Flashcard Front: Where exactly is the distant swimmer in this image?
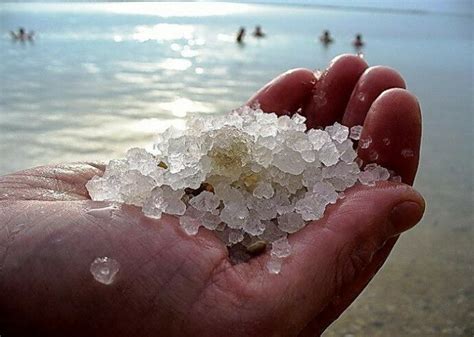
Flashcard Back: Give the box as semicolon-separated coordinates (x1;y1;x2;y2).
10;27;34;42
353;33;364;48
236;27;245;44
253;25;265;38
319;30;334;45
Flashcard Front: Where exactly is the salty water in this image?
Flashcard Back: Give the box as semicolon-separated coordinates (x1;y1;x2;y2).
0;2;472;335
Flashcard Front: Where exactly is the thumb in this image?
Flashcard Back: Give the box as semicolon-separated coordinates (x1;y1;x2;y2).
262;181;425;334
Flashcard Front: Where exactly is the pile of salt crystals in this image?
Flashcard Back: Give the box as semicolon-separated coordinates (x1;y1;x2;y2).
86;106;399;274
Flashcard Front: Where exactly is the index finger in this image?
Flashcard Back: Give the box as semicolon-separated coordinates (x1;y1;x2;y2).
247;68;317;115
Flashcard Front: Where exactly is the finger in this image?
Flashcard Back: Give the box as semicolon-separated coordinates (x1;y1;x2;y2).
298;236;398;336
358;88;422;185
247;68;317;115
247;182;424;335
342;66;406;128
303;54;368;129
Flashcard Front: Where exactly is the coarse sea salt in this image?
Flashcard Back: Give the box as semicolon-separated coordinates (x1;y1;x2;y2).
86;107;396;273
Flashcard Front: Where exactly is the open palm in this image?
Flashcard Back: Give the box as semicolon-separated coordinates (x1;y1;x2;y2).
0;54;424;337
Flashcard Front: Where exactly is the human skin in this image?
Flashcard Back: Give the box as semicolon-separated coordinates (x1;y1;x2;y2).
0;54;424;337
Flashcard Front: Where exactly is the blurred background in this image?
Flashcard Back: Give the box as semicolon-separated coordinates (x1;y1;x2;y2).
0;1;472;336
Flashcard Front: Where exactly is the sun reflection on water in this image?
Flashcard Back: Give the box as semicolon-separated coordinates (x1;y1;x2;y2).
132;24;195;42
159;98;215;117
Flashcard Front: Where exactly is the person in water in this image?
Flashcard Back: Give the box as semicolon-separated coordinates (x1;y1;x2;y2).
253;25;265;38
353;33;364;48
319;30;334;44
10;27;34;41
236;27;245;44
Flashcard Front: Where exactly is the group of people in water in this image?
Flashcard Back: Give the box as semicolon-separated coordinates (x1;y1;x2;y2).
319;29;364;48
236;25;266;44
10;27;35;42
11;25;363;49
236;26;364;48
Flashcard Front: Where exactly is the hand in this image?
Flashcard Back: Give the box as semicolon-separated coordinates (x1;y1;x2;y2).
0;54;424;337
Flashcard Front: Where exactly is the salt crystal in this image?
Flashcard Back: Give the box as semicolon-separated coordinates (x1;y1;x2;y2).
358;170;376;186
253;181;274;199
86;106;396;274
359;136;372;149
308;129;331;151
228;230;244;244
190;191;220;211
90;257;120;285
258;220;286;241
266;256;282;274
349;125;363;140
325;122;349;144
179;216;201;235
271;236;291;258
277;212;305;233
319;142;340;166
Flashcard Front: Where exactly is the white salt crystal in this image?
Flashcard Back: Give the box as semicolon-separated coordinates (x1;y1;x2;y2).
349;125;363;140
179;216;201;235
126;148;158;176
243;211;265;235
86;106;397;274
358;163;390;186
291;113;306;125
200;212;222;230
142;187;165;219
301;150;316;163
271;236;291;258
253;182;274;199
190;191;220;211
277;212;305;233
325;122;349;144
273;150;305;175
358;168;376;186
308;129;331;151
319;142;340;166
266;256;282;274
90;257;120;285
313;182;338;204
258;220;286;242
359;136;372;149
228;229;244;244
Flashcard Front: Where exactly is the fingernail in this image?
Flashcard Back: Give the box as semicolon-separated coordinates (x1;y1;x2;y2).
390;201;424;233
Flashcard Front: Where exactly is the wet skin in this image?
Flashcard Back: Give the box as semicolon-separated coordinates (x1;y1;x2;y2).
0;54;424;337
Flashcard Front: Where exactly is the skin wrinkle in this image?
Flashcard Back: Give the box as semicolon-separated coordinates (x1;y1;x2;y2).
0;177;84;201
191;263;253;335
134;260;188;334
9;163;103;200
